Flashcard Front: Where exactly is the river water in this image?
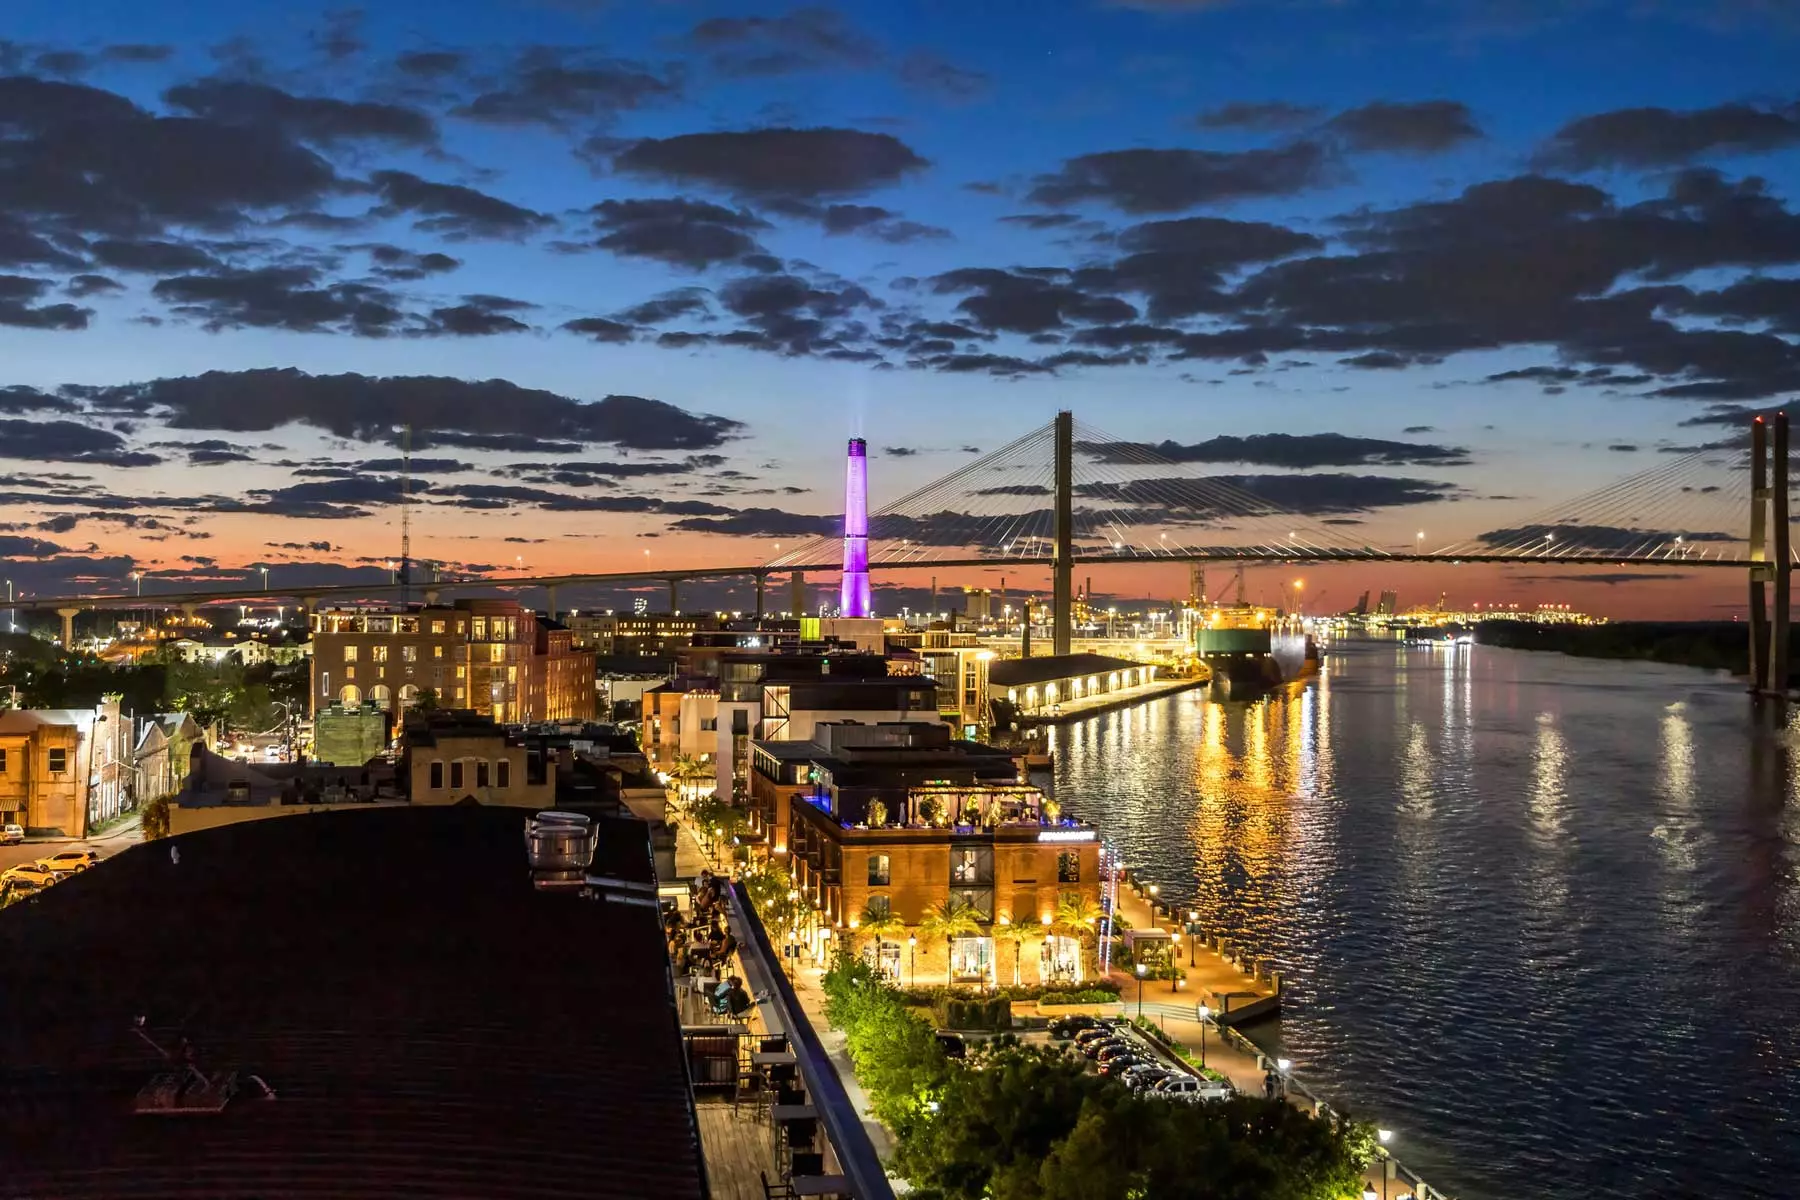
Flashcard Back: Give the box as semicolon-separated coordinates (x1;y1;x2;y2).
1048;639;1800;1200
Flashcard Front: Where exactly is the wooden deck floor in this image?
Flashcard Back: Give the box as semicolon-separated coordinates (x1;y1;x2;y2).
696;1099;779;1200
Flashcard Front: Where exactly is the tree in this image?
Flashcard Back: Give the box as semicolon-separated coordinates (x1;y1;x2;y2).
414;686;440;711
998;917;1032;987
669;753;713;803
918;898;982;985
857;900;907;971
1053;893;1105;976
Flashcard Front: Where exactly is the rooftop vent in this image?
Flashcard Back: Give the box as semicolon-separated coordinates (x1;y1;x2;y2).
525;811;595;888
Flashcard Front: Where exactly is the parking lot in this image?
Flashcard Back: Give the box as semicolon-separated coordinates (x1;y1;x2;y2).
1;833;130;874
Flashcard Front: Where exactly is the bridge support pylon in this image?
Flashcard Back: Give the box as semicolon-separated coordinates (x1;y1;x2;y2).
545;584;558;622
790;571;805;617
1748;412;1791;697
753;572;767;621
667;579;680;614
1052;410;1073;656
56;607;79;649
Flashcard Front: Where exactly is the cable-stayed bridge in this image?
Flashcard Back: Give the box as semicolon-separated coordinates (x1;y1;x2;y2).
14;411;1796;666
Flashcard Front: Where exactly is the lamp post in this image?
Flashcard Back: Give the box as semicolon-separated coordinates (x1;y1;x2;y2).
130;571;141;597
1376;1129;1394;1200
1196;1002;1210;1067
1135;962;1147;1019
1277;1056;1291;1099
259;566;269;591
908;934;918;987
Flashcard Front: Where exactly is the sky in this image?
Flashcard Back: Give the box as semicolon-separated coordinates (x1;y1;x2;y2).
1;0;1799;619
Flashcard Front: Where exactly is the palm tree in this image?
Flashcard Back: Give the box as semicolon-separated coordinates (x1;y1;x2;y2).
1053;893;1105;980
857;901;906;979
918;898;982;986
669;754;713;805
998;917;1031;987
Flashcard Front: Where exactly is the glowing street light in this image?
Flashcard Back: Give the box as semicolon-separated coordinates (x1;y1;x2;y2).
258;566;269;590
1135;962;1148;1018
1196;1002;1211;1066
130;571;142;597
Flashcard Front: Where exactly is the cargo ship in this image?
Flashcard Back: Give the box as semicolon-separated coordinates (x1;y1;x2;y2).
1195;604;1320;695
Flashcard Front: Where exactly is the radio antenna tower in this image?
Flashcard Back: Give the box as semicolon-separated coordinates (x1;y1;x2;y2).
399;424;413;607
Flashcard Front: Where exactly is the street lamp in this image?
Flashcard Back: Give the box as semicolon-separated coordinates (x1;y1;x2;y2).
259;566;269;590
130;571;141;597
1376;1130;1394;1200
1276;1056;1291;1098
1196;1002;1210;1067
908;934;918;987
1135;962;1147;1019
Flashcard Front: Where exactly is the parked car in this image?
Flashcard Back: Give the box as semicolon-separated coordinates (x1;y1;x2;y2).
2;864;60;889
1098;1053;1151;1076
1050;1015;1102;1040
1122;1064;1176;1092
935;1032;967;1060
1151;1073;1235;1103
1094;1042;1144;1065
0;824;23;846
1081;1037;1128;1060
37;851;95;875
1073;1027;1117;1047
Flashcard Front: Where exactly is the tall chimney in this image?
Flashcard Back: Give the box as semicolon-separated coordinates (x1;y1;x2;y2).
840;438;871;617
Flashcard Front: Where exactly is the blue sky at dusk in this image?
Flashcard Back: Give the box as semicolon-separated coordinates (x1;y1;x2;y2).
1;0;1798;617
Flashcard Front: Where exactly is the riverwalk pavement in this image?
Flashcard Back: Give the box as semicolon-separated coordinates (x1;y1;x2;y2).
1017;673;1206;725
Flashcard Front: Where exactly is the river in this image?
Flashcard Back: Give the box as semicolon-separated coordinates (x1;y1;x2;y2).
1046;639;1800;1200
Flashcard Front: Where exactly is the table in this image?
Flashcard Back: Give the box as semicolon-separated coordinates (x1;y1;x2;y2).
790;1175;850;1197
752;1051;797;1066
770;1104;818;1155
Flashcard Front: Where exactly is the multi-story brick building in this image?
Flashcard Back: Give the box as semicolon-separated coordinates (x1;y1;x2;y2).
310;600;594;725
749;719;1102;987
565;611;720;662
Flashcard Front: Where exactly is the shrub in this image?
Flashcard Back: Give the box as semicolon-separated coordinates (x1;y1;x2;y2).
932;993;1012;1031
1035;988;1122;1007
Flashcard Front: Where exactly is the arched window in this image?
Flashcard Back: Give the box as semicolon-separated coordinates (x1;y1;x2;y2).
399;684;420;707
339;684;361;706
370;684;392;707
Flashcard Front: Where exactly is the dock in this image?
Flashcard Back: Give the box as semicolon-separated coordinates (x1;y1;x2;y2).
1015;673;1209;726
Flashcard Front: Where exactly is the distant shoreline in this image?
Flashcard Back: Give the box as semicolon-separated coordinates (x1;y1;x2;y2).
1470;620;1752;676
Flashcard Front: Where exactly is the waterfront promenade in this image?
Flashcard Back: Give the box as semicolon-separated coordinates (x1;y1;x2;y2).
1016;673;1207;725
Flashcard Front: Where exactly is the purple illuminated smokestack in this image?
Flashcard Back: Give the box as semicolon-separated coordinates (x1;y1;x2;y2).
840;437;871;617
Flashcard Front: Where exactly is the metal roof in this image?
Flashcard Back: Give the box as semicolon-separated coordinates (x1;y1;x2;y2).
0;806;705;1200
985;652;1146;688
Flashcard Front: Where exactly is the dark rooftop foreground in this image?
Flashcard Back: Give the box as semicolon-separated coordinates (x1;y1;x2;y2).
0;807;704;1200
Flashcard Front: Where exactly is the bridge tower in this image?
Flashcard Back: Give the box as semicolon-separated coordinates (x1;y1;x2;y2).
1052;411;1073;655
1748;412;1792;696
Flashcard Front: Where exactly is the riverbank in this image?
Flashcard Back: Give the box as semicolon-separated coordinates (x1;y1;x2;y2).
1471;619;1759;676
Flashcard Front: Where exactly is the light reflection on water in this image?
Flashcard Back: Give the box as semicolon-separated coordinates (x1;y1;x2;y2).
1048;641;1800;1200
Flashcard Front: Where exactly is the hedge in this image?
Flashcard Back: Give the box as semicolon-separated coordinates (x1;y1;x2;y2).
932;994;1012;1031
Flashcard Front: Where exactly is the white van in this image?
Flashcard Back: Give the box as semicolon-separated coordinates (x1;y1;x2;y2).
1151;1073;1234;1103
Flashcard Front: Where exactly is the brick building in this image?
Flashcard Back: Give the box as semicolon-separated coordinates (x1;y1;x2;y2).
749;719;1102;987
310;600;595;725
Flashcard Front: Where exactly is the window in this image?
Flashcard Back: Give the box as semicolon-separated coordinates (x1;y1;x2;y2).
476;760;490;789
450;761;464;790
1057;852;1081;884
429;761;444;790
455;666;466;679
340;685;360;706
868;854;891;886
490;643;505;663
371;645;388;663
402;645;417;663
344;665;356;680
472;617;488;639
455;687;465;700
867;894;891;920
48;747;66;773
497;759;511;789
431;620;445;635
433;645;444;658
0;749;6;773
343;645;358;662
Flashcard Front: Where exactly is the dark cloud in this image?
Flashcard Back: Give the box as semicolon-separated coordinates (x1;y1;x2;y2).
931;268;1136;334
564;316;636;343
883;446;920;457
394;51;466;78
685;8;880;76
269;540;337;552
669;508;837;536
708;272;882;355
0;385;76;414
1081;432;1471;468
616;288;711;325
101;44;174;64
1479;523;1734;550
1027;143;1331;213
1403;425;1437;433
365;245;461;281
1000;213;1087;230
454;48;680;127
1079;473;1456;513
90;239;219;273
1535;103;1800;172
370;170;553;240
1196;101;1324;131
164;79;437;148
0;276;90;329
76;369;744;451
152;266;404;336
0;76;339;237
0;419;160;467
1341;350;1412;369
587;197;769;269
610;127;928;199
1607;443;1640;452
313;9;366;60
1509;571;1696;585
1322;100;1482;154
895;53;989;101
1075;215;1321;320
1671;274;1800;334
419;295;534;337
0;535;70;557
